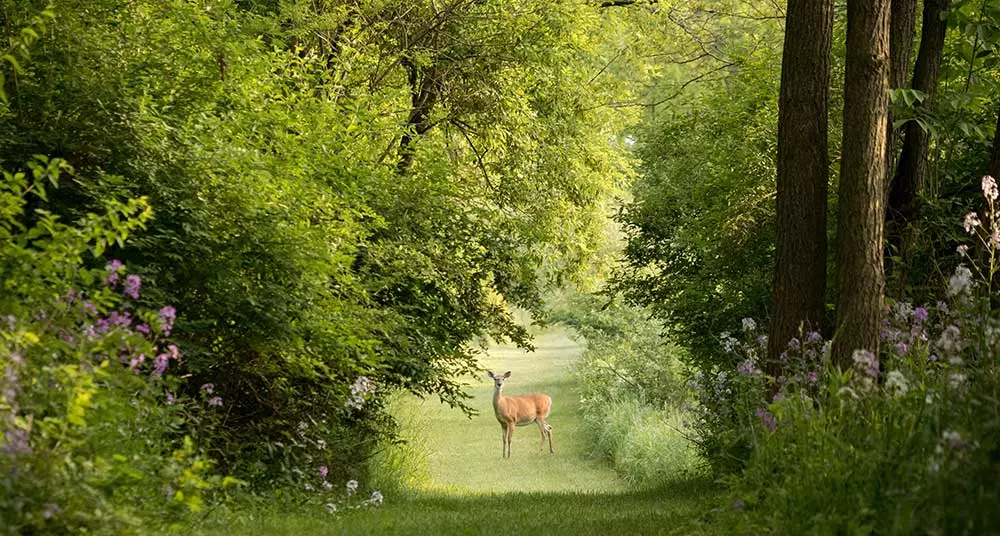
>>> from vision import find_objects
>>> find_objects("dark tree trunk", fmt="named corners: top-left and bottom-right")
top-left (889, 0), bottom-right (918, 92)
top-left (832, 0), bottom-right (891, 368)
top-left (397, 56), bottom-right (439, 174)
top-left (881, 0), bottom-right (917, 297)
top-left (767, 0), bottom-right (834, 371)
top-left (885, 0), bottom-right (918, 190)
top-left (885, 0), bottom-right (950, 293)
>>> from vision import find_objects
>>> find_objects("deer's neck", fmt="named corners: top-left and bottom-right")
top-left (493, 386), bottom-right (507, 414)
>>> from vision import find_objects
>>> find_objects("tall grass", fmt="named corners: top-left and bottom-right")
top-left (366, 393), bottom-right (432, 495)
top-left (548, 290), bottom-right (705, 487)
top-left (582, 398), bottom-right (703, 488)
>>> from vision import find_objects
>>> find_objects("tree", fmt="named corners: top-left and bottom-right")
top-left (885, 0), bottom-right (917, 199)
top-left (832, 0), bottom-right (892, 366)
top-left (767, 0), bottom-right (834, 369)
top-left (886, 0), bottom-right (951, 294)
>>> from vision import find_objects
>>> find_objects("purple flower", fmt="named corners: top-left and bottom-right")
top-left (129, 353), bottom-right (146, 372)
top-left (318, 465), bottom-right (329, 479)
top-left (108, 311), bottom-right (132, 327)
top-left (895, 342), bottom-right (909, 355)
top-left (207, 396), bottom-right (223, 407)
top-left (200, 383), bottom-right (214, 394)
top-left (158, 306), bottom-right (177, 335)
top-left (136, 323), bottom-right (150, 335)
top-left (772, 392), bottom-right (784, 402)
top-left (106, 260), bottom-right (123, 285)
top-left (851, 349), bottom-right (879, 379)
top-left (737, 360), bottom-right (761, 376)
top-left (755, 407), bottom-right (777, 432)
top-left (123, 274), bottom-right (141, 299)
top-left (152, 354), bottom-right (169, 378)
top-left (806, 331), bottom-right (823, 344)
top-left (807, 371), bottom-right (818, 384)
top-left (787, 337), bottom-right (801, 350)
top-left (166, 392), bottom-right (175, 404)
top-left (3, 428), bottom-right (32, 456)
top-left (914, 307), bottom-right (929, 322)
top-left (82, 301), bottom-right (98, 316)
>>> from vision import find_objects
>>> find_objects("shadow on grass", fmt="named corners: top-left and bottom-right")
top-left (215, 477), bottom-right (722, 536)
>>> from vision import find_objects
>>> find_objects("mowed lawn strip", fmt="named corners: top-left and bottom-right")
top-left (420, 329), bottom-right (627, 493)
top-left (201, 329), bottom-right (722, 535)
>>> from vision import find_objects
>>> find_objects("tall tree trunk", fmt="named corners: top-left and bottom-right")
top-left (885, 0), bottom-right (918, 187)
top-left (832, 0), bottom-right (891, 367)
top-left (882, 0), bottom-right (918, 295)
top-left (767, 0), bottom-right (834, 371)
top-left (885, 0), bottom-right (951, 294)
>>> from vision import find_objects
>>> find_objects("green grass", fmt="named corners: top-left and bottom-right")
top-left (200, 328), bottom-right (722, 535)
top-left (419, 329), bottom-right (627, 493)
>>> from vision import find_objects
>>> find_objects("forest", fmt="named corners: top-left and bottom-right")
top-left (1, 0), bottom-right (999, 534)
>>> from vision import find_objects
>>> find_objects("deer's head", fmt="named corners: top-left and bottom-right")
top-left (486, 370), bottom-right (511, 389)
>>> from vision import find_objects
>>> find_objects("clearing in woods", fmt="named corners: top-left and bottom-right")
top-left (213, 329), bottom-right (718, 535)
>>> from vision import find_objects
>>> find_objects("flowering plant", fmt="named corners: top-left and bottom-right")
top-left (0, 159), bottom-right (231, 533)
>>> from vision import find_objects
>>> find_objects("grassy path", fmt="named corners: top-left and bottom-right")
top-left (212, 329), bottom-right (720, 535)
top-left (418, 329), bottom-right (628, 493)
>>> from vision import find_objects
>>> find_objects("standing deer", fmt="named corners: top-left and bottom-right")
top-left (487, 370), bottom-right (553, 459)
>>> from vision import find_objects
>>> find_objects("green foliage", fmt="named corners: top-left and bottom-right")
top-left (0, 0), bottom-right (639, 488)
top-left (698, 192), bottom-right (1000, 533)
top-left (547, 290), bottom-right (700, 487)
top-left (0, 159), bottom-right (229, 533)
top-left (612, 33), bottom-right (784, 369)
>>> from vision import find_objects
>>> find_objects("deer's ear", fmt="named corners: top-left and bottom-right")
top-left (486, 371), bottom-right (495, 379)
top-left (503, 371), bottom-right (511, 378)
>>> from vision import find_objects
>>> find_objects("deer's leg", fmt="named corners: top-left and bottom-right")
top-left (504, 422), bottom-right (513, 458)
top-left (535, 419), bottom-right (546, 451)
top-left (539, 418), bottom-right (554, 453)
top-left (500, 424), bottom-right (508, 459)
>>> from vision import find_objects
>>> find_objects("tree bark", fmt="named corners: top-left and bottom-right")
top-left (397, 56), bottom-right (439, 174)
top-left (767, 0), bottom-right (834, 370)
top-left (885, 0), bottom-right (918, 194)
top-left (885, 0), bottom-right (950, 294)
top-left (832, 0), bottom-right (891, 368)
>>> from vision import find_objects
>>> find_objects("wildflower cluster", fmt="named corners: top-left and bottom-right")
top-left (345, 376), bottom-right (374, 410)
top-left (1, 167), bottom-right (228, 532)
top-left (306, 465), bottom-right (383, 514)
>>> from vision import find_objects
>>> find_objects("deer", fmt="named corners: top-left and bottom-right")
top-left (487, 370), bottom-right (553, 459)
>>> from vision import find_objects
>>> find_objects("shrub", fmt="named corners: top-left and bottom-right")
top-left (699, 175), bottom-right (1000, 534)
top-left (0, 159), bottom-right (228, 533)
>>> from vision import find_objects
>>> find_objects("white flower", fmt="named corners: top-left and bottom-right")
top-left (946, 264), bottom-right (973, 297)
top-left (322, 480), bottom-right (333, 490)
top-left (741, 318), bottom-right (757, 332)
top-left (325, 503), bottom-right (339, 514)
top-left (720, 332), bottom-right (738, 353)
top-left (982, 175), bottom-right (998, 202)
top-left (884, 370), bottom-right (909, 396)
top-left (346, 480), bottom-right (358, 496)
top-left (964, 212), bottom-right (981, 233)
top-left (936, 325), bottom-right (964, 355)
top-left (957, 244), bottom-right (970, 255)
top-left (949, 372), bottom-right (967, 389)
top-left (368, 490), bottom-right (383, 506)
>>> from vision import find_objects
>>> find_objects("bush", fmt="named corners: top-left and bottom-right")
top-left (548, 290), bottom-right (701, 486)
top-left (698, 176), bottom-right (1000, 534)
top-left (0, 159), bottom-right (228, 533)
